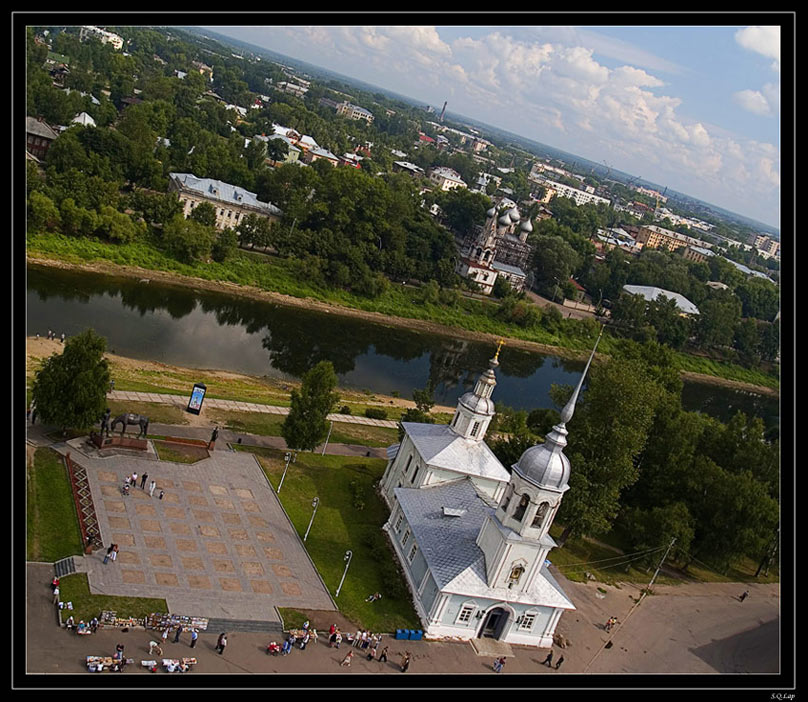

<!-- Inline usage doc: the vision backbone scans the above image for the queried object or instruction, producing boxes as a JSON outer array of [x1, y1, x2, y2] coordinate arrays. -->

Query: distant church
[[380, 334, 601, 647], [454, 199, 534, 295]]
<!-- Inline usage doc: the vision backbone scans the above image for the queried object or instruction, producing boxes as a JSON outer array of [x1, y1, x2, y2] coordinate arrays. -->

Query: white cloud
[[733, 89, 772, 116], [735, 26, 780, 71]]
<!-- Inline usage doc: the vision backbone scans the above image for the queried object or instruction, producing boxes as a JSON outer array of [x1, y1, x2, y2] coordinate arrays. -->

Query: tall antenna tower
[[439, 101, 447, 122]]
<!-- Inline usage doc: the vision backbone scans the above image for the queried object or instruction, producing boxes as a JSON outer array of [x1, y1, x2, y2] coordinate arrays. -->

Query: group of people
[[65, 616, 98, 635], [45, 329, 66, 343], [103, 543, 119, 564], [121, 471, 162, 500], [541, 650, 565, 670], [604, 616, 618, 632]]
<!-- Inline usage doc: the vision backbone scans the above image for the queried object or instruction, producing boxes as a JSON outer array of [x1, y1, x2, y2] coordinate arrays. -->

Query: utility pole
[[643, 537, 676, 600], [321, 420, 333, 456]]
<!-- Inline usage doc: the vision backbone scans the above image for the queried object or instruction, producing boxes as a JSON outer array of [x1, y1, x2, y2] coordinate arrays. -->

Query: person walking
[[161, 628, 170, 647], [208, 426, 219, 450], [190, 629, 198, 649], [131, 472, 138, 486], [400, 651, 411, 673], [103, 544, 114, 565], [140, 472, 148, 490], [334, 630, 342, 649], [493, 656, 506, 673], [159, 490, 165, 500], [173, 624, 183, 643], [52, 586, 60, 605], [739, 590, 750, 602], [149, 480, 156, 497], [215, 633, 227, 654], [110, 544, 118, 563], [555, 655, 565, 670], [378, 646, 388, 663], [340, 650, 353, 667], [542, 650, 554, 667]]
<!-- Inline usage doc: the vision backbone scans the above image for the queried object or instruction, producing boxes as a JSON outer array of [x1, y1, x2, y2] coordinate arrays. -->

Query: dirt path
[[27, 256, 779, 397]]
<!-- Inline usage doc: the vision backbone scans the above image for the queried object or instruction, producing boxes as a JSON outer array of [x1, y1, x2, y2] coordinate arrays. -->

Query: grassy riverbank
[[27, 234, 779, 393]]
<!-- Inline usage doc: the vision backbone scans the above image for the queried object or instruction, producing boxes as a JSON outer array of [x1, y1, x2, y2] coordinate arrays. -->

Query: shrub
[[339, 405, 352, 415], [364, 407, 388, 420]]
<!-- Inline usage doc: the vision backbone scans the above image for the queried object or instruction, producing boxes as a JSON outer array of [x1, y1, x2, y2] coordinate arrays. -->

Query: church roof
[[402, 422, 510, 483], [395, 480, 575, 609]]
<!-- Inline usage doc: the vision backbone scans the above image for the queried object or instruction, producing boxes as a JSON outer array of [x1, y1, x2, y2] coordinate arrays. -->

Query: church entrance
[[479, 607, 509, 640]]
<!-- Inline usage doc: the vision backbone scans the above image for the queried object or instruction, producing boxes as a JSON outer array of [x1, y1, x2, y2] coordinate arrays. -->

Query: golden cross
[[494, 338, 505, 361]]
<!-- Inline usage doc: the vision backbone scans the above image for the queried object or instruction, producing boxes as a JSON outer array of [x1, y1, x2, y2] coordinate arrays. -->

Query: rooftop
[[169, 173, 282, 217]]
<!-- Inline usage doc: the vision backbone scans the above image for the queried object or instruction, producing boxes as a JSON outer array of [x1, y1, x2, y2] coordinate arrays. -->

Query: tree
[[162, 213, 216, 263], [281, 361, 340, 451], [31, 328, 111, 433], [189, 201, 217, 227], [27, 191, 62, 233], [211, 227, 238, 263]]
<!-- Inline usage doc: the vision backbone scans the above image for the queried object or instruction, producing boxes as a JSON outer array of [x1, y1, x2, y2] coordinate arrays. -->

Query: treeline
[[489, 339, 779, 575]]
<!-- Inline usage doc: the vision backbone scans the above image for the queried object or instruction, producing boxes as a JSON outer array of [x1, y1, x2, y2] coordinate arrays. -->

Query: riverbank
[[26, 255, 779, 398]]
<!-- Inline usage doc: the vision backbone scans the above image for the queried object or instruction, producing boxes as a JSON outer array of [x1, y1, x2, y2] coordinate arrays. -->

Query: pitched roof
[[394, 480, 575, 608], [402, 422, 510, 483], [169, 173, 282, 217], [26, 116, 59, 140], [622, 285, 700, 315]]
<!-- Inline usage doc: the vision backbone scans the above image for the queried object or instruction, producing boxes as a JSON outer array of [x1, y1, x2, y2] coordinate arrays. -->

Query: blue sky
[[202, 24, 782, 229]]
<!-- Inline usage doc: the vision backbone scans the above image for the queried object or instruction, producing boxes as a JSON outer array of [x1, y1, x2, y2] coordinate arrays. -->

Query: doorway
[[479, 607, 509, 639]]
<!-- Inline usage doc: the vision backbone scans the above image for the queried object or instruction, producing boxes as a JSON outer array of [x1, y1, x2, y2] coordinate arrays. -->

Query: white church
[[379, 335, 601, 647]]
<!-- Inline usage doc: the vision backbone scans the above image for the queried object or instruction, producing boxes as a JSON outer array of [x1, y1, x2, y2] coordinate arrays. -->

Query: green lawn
[[27, 448, 84, 562], [57, 573, 167, 625], [241, 446, 420, 632]]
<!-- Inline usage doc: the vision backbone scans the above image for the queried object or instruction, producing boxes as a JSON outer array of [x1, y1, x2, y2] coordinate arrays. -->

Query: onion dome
[[520, 218, 533, 233], [508, 207, 520, 222], [486, 206, 497, 218], [498, 214, 511, 226]]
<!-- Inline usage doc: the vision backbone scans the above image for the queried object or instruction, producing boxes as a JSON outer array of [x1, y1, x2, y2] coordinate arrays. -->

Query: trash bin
[[395, 629, 408, 640], [409, 630, 423, 640]]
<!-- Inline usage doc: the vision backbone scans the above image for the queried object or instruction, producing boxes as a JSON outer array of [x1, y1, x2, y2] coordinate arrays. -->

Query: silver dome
[[486, 207, 497, 218], [513, 439, 570, 491], [498, 214, 511, 226], [508, 208, 520, 222], [458, 391, 495, 416], [520, 218, 533, 232]]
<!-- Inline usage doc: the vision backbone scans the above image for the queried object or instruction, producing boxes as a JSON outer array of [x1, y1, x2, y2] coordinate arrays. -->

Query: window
[[394, 514, 404, 532], [508, 565, 525, 587], [457, 605, 476, 624], [401, 529, 410, 547], [513, 493, 530, 521], [408, 544, 418, 563], [411, 465, 419, 484], [470, 421, 480, 438], [451, 413, 459, 427], [520, 613, 536, 630], [532, 502, 550, 529], [403, 455, 413, 474]]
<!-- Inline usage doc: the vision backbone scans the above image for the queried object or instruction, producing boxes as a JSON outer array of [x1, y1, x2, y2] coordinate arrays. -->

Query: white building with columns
[[379, 335, 602, 647]]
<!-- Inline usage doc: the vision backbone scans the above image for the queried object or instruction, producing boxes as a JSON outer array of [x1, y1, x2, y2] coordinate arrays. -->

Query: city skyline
[[203, 23, 785, 230]]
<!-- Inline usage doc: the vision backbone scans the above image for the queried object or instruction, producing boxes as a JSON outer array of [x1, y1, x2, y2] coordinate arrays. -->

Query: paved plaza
[[64, 443, 336, 620]]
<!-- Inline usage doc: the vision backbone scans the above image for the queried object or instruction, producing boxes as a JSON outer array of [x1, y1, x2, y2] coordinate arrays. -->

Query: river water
[[25, 265, 780, 428]]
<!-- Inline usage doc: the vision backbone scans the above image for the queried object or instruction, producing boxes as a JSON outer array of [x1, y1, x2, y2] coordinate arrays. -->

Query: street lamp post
[[321, 421, 333, 456], [277, 451, 295, 494], [304, 496, 319, 542], [335, 549, 352, 598]]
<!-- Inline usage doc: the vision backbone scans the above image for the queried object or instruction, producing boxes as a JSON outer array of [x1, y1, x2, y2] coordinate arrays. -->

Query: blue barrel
[[409, 629, 423, 640]]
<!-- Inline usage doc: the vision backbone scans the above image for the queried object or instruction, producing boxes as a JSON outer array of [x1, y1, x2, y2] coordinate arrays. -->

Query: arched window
[[513, 493, 530, 522], [531, 501, 550, 529], [470, 421, 480, 438]]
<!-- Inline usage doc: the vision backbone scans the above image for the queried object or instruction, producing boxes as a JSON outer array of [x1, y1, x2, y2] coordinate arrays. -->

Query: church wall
[[407, 547, 429, 588], [420, 574, 440, 614]]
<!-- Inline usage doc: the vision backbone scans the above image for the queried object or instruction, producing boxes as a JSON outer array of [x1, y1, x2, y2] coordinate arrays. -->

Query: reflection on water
[[26, 265, 779, 425]]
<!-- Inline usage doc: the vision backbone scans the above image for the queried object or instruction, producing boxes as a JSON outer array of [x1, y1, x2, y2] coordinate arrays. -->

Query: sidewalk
[[108, 390, 400, 429]]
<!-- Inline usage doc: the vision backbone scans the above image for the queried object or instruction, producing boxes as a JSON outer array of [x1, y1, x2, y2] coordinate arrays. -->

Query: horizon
[[198, 23, 783, 232]]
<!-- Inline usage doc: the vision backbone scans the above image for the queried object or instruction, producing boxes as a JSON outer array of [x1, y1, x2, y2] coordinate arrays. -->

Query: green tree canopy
[[31, 328, 111, 433], [281, 361, 340, 451]]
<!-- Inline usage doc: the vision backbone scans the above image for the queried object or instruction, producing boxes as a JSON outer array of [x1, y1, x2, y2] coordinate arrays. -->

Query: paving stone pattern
[[70, 446, 336, 621]]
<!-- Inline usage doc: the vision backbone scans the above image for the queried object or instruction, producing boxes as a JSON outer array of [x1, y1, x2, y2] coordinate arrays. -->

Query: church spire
[[449, 341, 503, 441], [559, 325, 604, 425]]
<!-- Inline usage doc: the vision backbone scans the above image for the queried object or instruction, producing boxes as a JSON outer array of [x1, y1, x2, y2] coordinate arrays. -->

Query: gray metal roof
[[491, 261, 527, 277], [169, 173, 282, 217], [623, 285, 700, 315], [402, 422, 510, 482], [26, 117, 58, 140], [394, 480, 575, 608]]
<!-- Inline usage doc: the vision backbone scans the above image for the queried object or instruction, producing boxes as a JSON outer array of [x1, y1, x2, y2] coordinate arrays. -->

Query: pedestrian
[[340, 650, 353, 667], [542, 650, 554, 667], [65, 615, 75, 631], [52, 586, 60, 605], [110, 544, 118, 562], [161, 628, 169, 646], [173, 624, 183, 643], [400, 651, 411, 673], [109, 379, 115, 393], [493, 656, 506, 673], [103, 544, 114, 565], [60, 332, 65, 343], [353, 630, 362, 647], [366, 646, 376, 662], [190, 629, 198, 648], [299, 632, 310, 650], [208, 426, 219, 450], [739, 590, 749, 602], [335, 631, 342, 649], [555, 655, 565, 670], [159, 489, 165, 500], [378, 646, 388, 663], [51, 576, 60, 592], [216, 633, 227, 654], [47, 329, 52, 340], [140, 472, 148, 490], [149, 480, 156, 497], [90, 617, 99, 634], [131, 472, 138, 486]]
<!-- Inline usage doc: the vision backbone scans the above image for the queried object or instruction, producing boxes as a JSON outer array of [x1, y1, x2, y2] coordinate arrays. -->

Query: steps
[[53, 557, 76, 578], [204, 618, 284, 636]]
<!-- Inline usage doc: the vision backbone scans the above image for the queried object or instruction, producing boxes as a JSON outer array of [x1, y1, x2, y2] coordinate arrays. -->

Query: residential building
[[168, 172, 282, 230], [336, 101, 374, 124], [72, 112, 96, 128], [253, 134, 301, 165], [303, 146, 339, 166], [681, 245, 715, 264], [622, 285, 700, 316], [393, 161, 425, 178], [26, 116, 59, 160], [191, 61, 214, 81], [543, 179, 611, 207], [428, 166, 467, 191], [276, 81, 308, 98], [79, 26, 124, 50], [629, 224, 713, 253], [379, 339, 604, 647], [635, 186, 667, 203]]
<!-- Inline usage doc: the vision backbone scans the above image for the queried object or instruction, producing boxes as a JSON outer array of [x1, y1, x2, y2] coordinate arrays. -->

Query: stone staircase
[[204, 618, 284, 636], [53, 556, 76, 578]]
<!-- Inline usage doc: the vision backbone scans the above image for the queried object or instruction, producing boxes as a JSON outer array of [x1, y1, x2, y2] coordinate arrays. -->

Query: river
[[26, 265, 779, 429]]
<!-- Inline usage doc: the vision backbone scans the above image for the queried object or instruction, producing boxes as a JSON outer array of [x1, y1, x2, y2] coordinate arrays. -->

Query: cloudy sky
[[202, 24, 783, 229]]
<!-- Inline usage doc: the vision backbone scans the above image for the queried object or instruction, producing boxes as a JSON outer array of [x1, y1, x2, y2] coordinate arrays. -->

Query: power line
[[558, 551, 662, 576], [553, 545, 666, 570]]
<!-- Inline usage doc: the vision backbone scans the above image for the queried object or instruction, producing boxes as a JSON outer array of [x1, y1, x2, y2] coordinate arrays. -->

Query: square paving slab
[[74, 449, 335, 619]]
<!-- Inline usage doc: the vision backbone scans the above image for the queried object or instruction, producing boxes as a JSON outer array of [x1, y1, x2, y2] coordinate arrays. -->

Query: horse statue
[[110, 413, 149, 438]]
